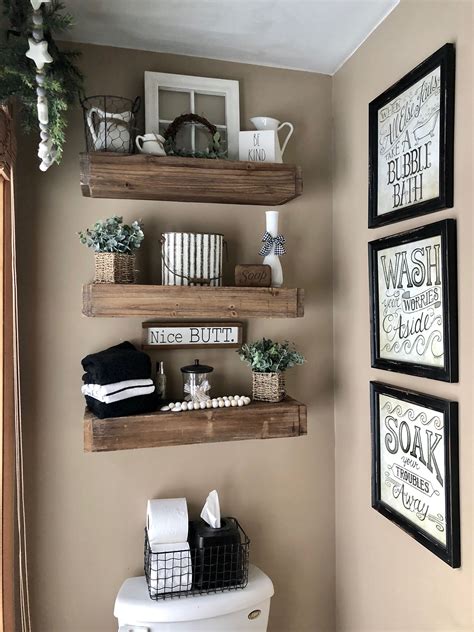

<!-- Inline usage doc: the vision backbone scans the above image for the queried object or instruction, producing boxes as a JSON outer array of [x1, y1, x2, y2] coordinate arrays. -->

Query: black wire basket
[[81, 95, 141, 154], [144, 518, 250, 601]]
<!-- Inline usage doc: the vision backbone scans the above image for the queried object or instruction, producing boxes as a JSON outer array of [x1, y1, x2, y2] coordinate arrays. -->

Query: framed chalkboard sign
[[368, 43, 455, 228], [371, 381, 460, 567], [369, 219, 458, 382]]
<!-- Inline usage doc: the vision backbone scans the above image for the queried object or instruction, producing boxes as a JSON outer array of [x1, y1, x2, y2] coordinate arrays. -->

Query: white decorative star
[[30, 0, 51, 10], [26, 38, 52, 70]]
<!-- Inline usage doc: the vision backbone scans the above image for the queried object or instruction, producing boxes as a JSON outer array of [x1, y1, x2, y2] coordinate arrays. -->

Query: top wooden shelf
[[79, 153, 302, 205]]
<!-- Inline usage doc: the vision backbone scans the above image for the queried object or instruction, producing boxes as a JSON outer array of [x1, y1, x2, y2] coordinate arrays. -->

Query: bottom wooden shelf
[[83, 397, 307, 452]]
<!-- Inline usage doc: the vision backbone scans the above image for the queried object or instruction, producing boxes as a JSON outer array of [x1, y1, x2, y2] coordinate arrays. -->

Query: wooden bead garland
[[160, 396, 251, 413], [25, 0, 57, 171]]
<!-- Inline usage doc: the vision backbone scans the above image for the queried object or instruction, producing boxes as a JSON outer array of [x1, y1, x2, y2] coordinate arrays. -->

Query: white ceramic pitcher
[[86, 107, 133, 152], [250, 116, 294, 162]]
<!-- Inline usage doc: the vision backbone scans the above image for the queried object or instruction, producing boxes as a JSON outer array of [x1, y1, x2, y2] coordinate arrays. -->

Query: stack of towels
[[147, 498, 192, 597], [81, 341, 157, 419]]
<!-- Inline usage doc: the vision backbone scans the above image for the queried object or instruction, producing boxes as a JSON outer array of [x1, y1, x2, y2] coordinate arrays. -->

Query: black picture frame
[[369, 219, 458, 382], [371, 381, 460, 568], [368, 43, 455, 228]]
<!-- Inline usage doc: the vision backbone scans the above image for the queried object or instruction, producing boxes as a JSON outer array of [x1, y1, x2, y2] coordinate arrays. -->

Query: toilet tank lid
[[114, 564, 274, 623]]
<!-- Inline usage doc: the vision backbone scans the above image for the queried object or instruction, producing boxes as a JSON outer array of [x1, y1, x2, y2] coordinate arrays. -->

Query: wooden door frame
[[0, 104, 16, 632]]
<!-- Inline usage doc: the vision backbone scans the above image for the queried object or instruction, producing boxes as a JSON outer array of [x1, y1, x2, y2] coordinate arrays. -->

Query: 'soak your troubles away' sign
[[368, 43, 454, 227], [371, 382, 460, 567], [369, 219, 457, 382], [142, 322, 243, 349]]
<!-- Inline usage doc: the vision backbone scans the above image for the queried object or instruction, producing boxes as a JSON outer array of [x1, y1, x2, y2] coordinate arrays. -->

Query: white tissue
[[147, 498, 189, 545], [200, 489, 221, 528], [149, 541, 192, 596]]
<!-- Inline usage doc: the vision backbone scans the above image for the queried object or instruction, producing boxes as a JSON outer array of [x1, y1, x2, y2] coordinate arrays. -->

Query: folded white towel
[[82, 379, 155, 404], [82, 378, 153, 397], [149, 542, 192, 596]]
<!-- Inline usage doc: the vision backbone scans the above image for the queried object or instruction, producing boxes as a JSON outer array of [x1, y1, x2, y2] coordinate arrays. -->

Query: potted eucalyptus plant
[[237, 338, 305, 402], [78, 215, 144, 284]]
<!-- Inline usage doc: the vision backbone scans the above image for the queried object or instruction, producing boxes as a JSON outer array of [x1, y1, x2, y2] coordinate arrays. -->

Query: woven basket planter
[[94, 253, 136, 284], [252, 372, 286, 403]]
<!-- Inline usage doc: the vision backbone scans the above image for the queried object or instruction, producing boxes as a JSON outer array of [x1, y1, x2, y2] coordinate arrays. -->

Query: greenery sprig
[[0, 0, 83, 161], [78, 216, 144, 254], [238, 338, 305, 373]]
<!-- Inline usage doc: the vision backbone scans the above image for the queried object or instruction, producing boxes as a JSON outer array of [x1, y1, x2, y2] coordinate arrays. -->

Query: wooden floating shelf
[[82, 284, 304, 319], [79, 153, 302, 205], [84, 397, 307, 452]]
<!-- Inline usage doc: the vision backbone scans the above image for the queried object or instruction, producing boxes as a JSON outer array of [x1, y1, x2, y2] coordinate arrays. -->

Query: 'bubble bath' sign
[[369, 44, 455, 227]]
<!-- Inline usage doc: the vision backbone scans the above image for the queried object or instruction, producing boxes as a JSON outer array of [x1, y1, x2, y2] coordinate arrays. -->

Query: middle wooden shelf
[[82, 284, 304, 319]]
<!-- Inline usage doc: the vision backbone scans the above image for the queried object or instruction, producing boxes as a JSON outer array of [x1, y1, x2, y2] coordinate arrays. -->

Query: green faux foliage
[[0, 0, 83, 161], [78, 216, 145, 254], [165, 128, 226, 159], [238, 338, 305, 373]]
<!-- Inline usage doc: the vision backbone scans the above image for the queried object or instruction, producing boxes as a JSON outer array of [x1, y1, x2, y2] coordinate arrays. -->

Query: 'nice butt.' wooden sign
[[142, 322, 243, 349]]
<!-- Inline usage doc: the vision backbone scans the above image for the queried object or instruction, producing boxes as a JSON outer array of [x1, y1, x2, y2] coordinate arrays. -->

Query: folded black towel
[[85, 393, 159, 419], [81, 341, 151, 385]]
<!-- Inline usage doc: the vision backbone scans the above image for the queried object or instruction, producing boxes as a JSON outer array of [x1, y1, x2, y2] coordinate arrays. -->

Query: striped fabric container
[[161, 232, 224, 286]]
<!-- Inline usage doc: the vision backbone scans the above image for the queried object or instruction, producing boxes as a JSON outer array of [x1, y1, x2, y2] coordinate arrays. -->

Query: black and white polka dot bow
[[259, 231, 286, 256]]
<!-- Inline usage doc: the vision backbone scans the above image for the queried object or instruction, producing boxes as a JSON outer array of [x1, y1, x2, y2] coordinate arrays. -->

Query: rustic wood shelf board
[[80, 153, 302, 205], [82, 284, 304, 319], [84, 397, 307, 452]]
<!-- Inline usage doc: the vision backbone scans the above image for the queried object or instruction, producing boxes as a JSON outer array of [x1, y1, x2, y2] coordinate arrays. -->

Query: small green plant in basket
[[78, 215, 144, 284], [237, 338, 305, 402], [78, 215, 144, 253]]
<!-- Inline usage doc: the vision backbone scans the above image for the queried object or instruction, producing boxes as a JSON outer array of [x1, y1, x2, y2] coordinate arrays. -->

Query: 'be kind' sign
[[369, 220, 457, 382], [371, 382, 460, 567]]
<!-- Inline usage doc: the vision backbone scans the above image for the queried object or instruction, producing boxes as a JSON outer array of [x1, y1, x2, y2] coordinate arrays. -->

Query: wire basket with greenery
[[78, 215, 144, 284], [237, 338, 305, 402]]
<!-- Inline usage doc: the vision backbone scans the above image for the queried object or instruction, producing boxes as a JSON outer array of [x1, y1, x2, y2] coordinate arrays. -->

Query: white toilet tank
[[114, 564, 274, 632]]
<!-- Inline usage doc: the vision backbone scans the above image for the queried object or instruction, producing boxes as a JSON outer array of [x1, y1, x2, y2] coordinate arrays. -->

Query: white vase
[[262, 210, 283, 287]]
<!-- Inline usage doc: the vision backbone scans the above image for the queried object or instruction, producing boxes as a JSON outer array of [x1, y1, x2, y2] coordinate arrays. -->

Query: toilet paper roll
[[147, 498, 189, 545]]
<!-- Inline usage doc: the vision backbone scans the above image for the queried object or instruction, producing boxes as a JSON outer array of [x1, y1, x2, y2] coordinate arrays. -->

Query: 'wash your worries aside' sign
[[142, 322, 243, 349], [378, 234, 443, 366], [369, 220, 457, 382]]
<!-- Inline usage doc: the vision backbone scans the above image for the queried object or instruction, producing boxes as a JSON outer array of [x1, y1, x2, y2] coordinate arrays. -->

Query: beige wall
[[332, 1, 473, 631], [15, 45, 335, 631]]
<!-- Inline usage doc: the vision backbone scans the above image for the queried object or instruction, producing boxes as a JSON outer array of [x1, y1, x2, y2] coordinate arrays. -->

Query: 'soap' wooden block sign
[[235, 264, 272, 287], [239, 130, 278, 163], [142, 322, 243, 350]]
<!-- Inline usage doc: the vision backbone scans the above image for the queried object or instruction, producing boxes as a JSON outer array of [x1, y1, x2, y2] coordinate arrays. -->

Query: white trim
[[332, 0, 399, 75], [145, 71, 240, 159]]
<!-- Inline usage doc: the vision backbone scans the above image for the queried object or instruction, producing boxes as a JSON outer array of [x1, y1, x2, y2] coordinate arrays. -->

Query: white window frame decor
[[144, 72, 240, 160]]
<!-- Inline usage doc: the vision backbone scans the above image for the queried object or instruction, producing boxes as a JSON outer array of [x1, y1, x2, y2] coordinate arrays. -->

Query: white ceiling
[[61, 0, 399, 75]]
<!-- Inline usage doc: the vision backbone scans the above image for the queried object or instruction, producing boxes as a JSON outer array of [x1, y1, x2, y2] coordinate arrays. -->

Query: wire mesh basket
[[81, 95, 140, 154], [144, 518, 250, 601]]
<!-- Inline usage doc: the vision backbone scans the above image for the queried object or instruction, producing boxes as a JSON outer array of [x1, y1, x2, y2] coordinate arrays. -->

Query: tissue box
[[189, 517, 247, 590]]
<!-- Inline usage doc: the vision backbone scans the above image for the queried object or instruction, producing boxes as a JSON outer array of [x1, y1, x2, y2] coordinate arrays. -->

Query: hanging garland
[[0, 0, 83, 169]]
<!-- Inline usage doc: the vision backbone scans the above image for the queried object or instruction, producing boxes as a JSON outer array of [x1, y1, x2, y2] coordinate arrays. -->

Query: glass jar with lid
[[181, 359, 214, 403]]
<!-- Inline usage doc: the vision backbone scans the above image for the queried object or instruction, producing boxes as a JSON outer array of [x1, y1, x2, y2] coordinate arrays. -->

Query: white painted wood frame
[[144, 71, 240, 159]]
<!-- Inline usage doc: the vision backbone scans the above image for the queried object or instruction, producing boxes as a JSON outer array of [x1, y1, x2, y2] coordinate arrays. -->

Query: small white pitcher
[[135, 133, 166, 156], [250, 116, 294, 161], [86, 107, 133, 152]]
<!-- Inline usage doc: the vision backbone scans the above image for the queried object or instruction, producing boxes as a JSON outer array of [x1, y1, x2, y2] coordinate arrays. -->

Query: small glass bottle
[[181, 359, 213, 403], [155, 361, 167, 399]]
